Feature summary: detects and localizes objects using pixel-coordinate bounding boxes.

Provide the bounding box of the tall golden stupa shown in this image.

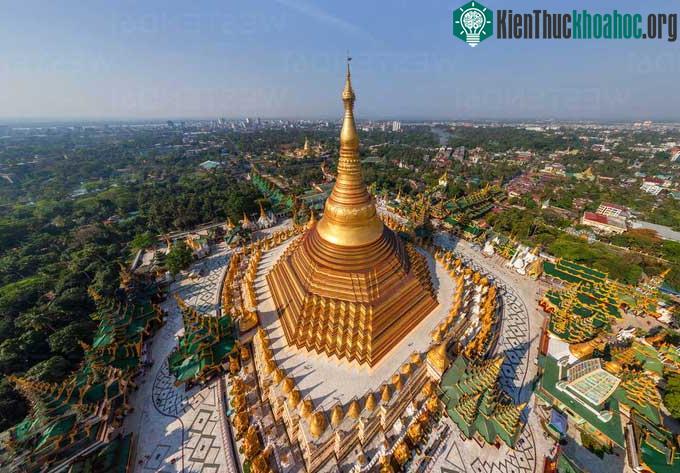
[267,62,437,367]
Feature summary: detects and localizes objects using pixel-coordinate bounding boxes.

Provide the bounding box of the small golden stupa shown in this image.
[267,61,437,366]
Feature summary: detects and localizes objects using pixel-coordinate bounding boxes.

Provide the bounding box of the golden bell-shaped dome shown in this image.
[273,368,284,383]
[400,362,412,375]
[365,392,377,411]
[330,404,345,427]
[232,393,246,412]
[409,352,421,364]
[407,421,423,443]
[231,377,245,392]
[427,343,449,373]
[240,346,250,361]
[281,377,294,394]
[288,388,301,409]
[309,411,327,438]
[393,441,410,466]
[381,384,392,403]
[426,394,439,412]
[421,380,434,397]
[391,373,401,385]
[432,329,443,343]
[347,399,362,419]
[300,399,314,418]
[265,60,437,368]
[307,210,316,229]
[379,454,394,473]
[233,411,249,432]
[315,60,383,247]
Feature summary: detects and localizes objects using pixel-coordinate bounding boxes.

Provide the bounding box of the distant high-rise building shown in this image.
[392,120,402,132]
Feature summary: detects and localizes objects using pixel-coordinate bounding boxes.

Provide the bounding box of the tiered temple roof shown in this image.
[632,411,680,473]
[167,296,235,385]
[251,171,294,214]
[542,259,666,343]
[542,282,616,343]
[445,183,502,217]
[440,356,524,447]
[0,297,161,472]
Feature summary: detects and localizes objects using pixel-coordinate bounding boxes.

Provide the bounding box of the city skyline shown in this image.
[2,0,680,121]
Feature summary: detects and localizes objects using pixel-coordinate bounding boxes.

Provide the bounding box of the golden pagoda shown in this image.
[267,61,437,366]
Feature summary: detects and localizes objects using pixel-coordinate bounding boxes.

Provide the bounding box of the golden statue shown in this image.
[393,441,410,466]
[243,426,262,460]
[267,60,437,366]
[407,421,423,443]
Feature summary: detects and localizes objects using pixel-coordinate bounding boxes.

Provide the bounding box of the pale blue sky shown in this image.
[1,0,679,120]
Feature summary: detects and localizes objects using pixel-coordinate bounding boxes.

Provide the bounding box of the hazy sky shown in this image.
[2,0,680,121]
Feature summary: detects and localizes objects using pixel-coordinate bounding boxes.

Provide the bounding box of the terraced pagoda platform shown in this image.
[248,236,485,472]
[256,238,455,406]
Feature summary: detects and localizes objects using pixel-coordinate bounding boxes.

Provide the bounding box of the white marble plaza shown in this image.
[126,245,238,473]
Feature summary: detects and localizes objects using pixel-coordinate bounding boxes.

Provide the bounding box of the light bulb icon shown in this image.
[461,8,485,47]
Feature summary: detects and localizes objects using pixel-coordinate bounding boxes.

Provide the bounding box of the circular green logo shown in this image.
[454,1,493,47]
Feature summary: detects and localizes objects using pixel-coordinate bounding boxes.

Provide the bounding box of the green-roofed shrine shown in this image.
[0,297,164,472]
[440,356,526,448]
[167,295,236,386]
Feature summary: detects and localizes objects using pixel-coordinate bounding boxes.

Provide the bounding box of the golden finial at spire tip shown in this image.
[342,56,355,102]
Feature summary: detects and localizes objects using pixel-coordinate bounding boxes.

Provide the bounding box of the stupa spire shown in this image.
[316,59,384,247]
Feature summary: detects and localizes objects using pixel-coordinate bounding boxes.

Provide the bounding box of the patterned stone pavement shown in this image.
[176,248,230,316]
[491,282,531,404]
[127,244,237,473]
[429,234,548,473]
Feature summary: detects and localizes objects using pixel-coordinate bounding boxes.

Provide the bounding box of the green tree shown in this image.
[0,379,27,431]
[47,322,94,361]
[25,356,72,383]
[131,232,155,250]
[664,374,680,419]
[165,241,193,275]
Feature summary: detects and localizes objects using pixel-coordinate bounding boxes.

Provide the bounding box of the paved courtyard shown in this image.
[126,244,238,473]
[430,233,553,473]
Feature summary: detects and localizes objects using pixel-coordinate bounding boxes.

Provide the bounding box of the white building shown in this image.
[596,202,629,218]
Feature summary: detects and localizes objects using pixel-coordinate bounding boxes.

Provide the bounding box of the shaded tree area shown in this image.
[139,173,260,232]
[447,126,581,153]
[0,165,261,430]
[664,373,680,420]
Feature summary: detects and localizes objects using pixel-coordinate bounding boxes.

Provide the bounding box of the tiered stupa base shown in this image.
[267,225,437,367]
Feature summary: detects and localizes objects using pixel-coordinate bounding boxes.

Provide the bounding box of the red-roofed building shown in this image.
[581,212,627,234]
